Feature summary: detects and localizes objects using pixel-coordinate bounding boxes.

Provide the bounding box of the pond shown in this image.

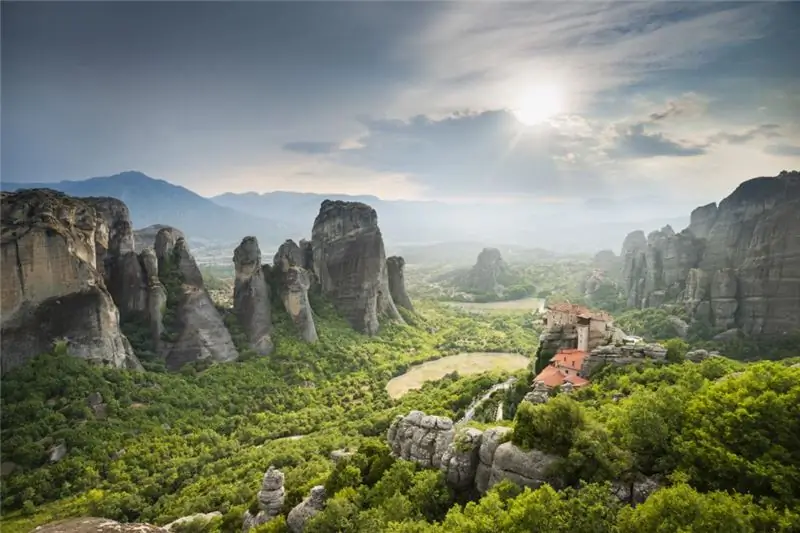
[386,352,531,399]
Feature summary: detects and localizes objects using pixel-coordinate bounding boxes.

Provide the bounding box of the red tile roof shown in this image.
[551,349,590,372]
[533,365,590,388]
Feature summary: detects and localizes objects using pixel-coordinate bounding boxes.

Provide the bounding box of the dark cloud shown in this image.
[764,144,800,157]
[710,124,782,145]
[283,142,339,155]
[610,124,707,158]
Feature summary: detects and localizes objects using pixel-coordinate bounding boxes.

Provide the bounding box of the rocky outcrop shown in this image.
[157,229,238,369]
[140,248,167,346]
[32,518,166,533]
[280,267,318,343]
[1,189,141,375]
[233,237,273,354]
[311,200,402,335]
[83,197,147,320]
[243,466,285,532]
[620,171,800,335]
[133,224,175,251]
[387,411,560,495]
[165,513,221,532]
[272,239,318,342]
[386,256,414,311]
[581,343,668,376]
[465,247,510,295]
[274,239,304,271]
[287,486,326,533]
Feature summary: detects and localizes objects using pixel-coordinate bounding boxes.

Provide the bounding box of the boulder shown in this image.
[440,428,483,489]
[49,443,67,463]
[667,316,690,339]
[487,442,559,491]
[287,486,326,533]
[1,189,141,375]
[311,200,402,334]
[233,237,273,355]
[387,411,456,470]
[386,256,414,311]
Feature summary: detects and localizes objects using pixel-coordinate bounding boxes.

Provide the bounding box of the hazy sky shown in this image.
[3,1,799,208]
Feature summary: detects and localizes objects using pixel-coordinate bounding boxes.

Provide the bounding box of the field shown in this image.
[441,297,546,314]
[386,352,532,398]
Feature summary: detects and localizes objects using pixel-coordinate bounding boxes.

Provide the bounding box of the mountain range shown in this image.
[1,171,689,253]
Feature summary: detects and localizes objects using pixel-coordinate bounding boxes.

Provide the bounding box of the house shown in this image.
[542,302,613,352]
[533,348,591,389]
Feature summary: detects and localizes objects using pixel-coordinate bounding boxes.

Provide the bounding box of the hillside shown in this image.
[0,172,286,246]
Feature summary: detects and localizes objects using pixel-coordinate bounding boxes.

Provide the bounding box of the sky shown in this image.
[3,0,799,215]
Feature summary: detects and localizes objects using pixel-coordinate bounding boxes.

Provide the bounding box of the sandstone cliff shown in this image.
[311,200,402,334]
[386,256,414,311]
[157,229,239,369]
[1,189,141,375]
[233,236,274,354]
[620,171,800,335]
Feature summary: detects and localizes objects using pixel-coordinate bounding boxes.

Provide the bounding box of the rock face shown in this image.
[83,197,148,320]
[620,171,800,335]
[581,343,668,376]
[273,239,318,342]
[140,248,167,346]
[465,247,510,294]
[243,466,286,532]
[387,410,559,494]
[311,200,402,334]
[287,486,326,533]
[233,237,273,354]
[1,189,141,375]
[133,224,175,251]
[32,518,167,533]
[386,256,414,311]
[158,229,238,369]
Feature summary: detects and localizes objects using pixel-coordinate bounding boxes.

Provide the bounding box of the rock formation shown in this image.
[157,229,239,369]
[386,256,414,311]
[287,486,326,533]
[311,200,402,334]
[243,466,286,532]
[272,239,318,342]
[233,237,273,354]
[139,248,167,346]
[133,223,174,251]
[84,197,149,320]
[465,247,510,295]
[620,171,800,335]
[581,343,668,375]
[387,411,559,495]
[1,189,141,375]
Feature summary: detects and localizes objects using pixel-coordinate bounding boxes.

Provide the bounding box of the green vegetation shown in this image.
[0,300,537,532]
[2,261,799,533]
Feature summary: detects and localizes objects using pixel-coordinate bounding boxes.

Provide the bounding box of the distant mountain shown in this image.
[0,172,287,246]
[212,190,690,253]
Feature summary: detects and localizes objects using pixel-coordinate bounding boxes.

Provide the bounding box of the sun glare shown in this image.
[512,84,564,126]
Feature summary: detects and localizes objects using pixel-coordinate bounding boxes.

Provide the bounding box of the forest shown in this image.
[2,275,799,532]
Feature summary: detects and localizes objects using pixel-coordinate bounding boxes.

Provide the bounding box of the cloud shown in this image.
[764,144,800,157]
[283,141,339,154]
[388,3,774,116]
[320,110,612,197]
[648,93,709,121]
[609,123,707,158]
[709,124,782,145]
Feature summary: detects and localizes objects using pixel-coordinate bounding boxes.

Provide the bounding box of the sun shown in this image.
[512,84,564,126]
